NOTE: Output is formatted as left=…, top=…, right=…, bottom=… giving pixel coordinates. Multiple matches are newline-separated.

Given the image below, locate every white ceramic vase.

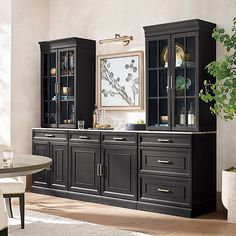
left=222, top=170, right=236, bottom=223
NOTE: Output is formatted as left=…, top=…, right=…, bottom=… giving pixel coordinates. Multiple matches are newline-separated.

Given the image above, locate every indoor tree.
left=199, top=17, right=236, bottom=121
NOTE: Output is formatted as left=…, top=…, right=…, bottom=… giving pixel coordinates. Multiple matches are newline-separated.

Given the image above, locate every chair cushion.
left=0, top=177, right=26, bottom=194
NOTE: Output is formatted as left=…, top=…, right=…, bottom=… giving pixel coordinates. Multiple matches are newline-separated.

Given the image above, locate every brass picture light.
left=99, top=34, right=133, bottom=46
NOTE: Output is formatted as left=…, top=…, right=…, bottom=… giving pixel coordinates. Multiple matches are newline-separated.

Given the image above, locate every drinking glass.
left=1, top=150, right=14, bottom=167
left=77, top=120, right=85, bottom=129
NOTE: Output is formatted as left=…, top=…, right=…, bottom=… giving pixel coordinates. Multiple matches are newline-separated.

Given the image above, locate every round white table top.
left=0, top=154, right=52, bottom=178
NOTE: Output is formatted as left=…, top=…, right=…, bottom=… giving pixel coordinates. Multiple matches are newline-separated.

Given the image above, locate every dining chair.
left=0, top=144, right=26, bottom=229
left=0, top=191, right=8, bottom=236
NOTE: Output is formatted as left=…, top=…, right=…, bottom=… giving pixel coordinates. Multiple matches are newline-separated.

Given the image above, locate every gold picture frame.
left=96, top=51, right=144, bottom=110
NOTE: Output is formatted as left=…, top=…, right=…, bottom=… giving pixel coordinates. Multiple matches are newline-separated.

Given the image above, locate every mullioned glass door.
left=42, top=51, right=57, bottom=127
left=147, top=35, right=171, bottom=130
left=171, top=32, right=198, bottom=130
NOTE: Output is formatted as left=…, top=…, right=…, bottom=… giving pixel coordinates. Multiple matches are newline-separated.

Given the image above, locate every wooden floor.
left=13, top=192, right=236, bottom=236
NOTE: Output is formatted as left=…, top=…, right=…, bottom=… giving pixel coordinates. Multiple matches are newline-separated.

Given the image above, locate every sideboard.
left=31, top=128, right=216, bottom=217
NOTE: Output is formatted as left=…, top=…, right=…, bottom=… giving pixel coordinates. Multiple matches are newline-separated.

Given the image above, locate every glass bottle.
left=92, top=105, right=99, bottom=128
left=179, top=106, right=186, bottom=126
left=70, top=104, right=75, bottom=123
left=187, top=102, right=195, bottom=126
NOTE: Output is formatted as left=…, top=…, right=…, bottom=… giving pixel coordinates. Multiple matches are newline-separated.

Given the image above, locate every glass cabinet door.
left=42, top=51, right=57, bottom=127
left=58, top=48, right=76, bottom=127
left=172, top=33, right=197, bottom=129
left=147, top=36, right=171, bottom=129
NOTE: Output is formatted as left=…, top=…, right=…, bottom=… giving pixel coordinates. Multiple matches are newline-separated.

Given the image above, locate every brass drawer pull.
left=112, top=137, right=126, bottom=141
left=157, top=138, right=171, bottom=143
left=158, top=188, right=170, bottom=193
left=157, top=160, right=171, bottom=164
left=45, top=134, right=55, bottom=138
left=78, top=136, right=90, bottom=139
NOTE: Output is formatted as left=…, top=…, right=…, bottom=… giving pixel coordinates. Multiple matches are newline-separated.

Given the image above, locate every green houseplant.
left=199, top=17, right=236, bottom=121
left=199, top=17, right=236, bottom=223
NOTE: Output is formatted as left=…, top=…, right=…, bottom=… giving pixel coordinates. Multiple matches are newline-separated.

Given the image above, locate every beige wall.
left=7, top=0, right=236, bottom=190
left=11, top=0, right=49, bottom=153
left=0, top=0, right=11, bottom=145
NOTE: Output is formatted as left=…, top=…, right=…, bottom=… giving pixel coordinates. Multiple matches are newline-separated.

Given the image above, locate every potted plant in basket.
left=199, top=17, right=236, bottom=223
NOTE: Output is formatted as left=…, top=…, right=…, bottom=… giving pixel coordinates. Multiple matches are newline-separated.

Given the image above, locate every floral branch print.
left=100, top=58, right=139, bottom=106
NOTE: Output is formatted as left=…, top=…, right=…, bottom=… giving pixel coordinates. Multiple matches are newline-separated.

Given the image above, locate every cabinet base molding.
left=68, top=191, right=137, bottom=209
left=31, top=187, right=216, bottom=218
left=137, top=200, right=216, bottom=218
left=31, top=187, right=137, bottom=210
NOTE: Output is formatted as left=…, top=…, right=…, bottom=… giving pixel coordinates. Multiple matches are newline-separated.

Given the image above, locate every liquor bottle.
left=92, top=105, right=99, bottom=128
left=187, top=102, right=195, bottom=126
left=70, top=105, right=75, bottom=123
left=179, top=106, right=186, bottom=126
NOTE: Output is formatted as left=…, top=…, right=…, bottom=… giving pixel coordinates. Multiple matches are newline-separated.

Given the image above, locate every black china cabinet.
left=144, top=19, right=216, bottom=131
left=40, top=37, right=95, bottom=128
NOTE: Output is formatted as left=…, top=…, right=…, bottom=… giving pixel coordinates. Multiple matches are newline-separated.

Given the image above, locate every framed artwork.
left=96, top=51, right=144, bottom=110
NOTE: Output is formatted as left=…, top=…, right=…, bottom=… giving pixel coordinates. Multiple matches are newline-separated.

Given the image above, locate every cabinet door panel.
left=32, top=141, right=50, bottom=187
left=146, top=35, right=172, bottom=130
left=69, top=143, right=100, bottom=194
left=41, top=50, right=57, bottom=128
left=58, top=48, right=76, bottom=128
left=101, top=145, right=137, bottom=200
left=50, top=142, right=68, bottom=190
left=171, top=32, right=198, bottom=130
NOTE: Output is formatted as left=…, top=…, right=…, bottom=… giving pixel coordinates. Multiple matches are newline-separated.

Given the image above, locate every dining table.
left=0, top=154, right=52, bottom=235
left=0, top=154, right=52, bottom=178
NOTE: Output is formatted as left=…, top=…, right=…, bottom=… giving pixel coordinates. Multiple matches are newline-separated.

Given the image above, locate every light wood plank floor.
left=13, top=192, right=236, bottom=235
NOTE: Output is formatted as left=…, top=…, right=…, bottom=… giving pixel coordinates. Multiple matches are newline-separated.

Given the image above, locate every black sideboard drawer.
left=139, top=175, right=191, bottom=207
left=102, top=132, right=137, bottom=146
left=139, top=134, right=191, bottom=147
left=33, top=130, right=68, bottom=141
left=69, top=131, right=100, bottom=144
left=139, top=147, right=191, bottom=177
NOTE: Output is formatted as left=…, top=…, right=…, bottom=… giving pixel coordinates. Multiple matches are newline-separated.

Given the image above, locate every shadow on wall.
left=0, top=24, right=11, bottom=144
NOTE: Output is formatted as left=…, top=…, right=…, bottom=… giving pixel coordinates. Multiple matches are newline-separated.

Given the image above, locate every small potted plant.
left=199, top=17, right=236, bottom=223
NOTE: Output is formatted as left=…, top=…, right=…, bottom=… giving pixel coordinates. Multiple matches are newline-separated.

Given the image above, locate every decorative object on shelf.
left=175, top=76, right=191, bottom=90
left=92, top=105, right=99, bottom=128
left=99, top=34, right=133, bottom=46
left=179, top=105, right=186, bottom=126
left=160, top=115, right=168, bottom=124
left=61, top=87, right=73, bottom=96
left=61, top=55, right=68, bottom=75
left=93, top=109, right=113, bottom=129
left=77, top=120, right=85, bottom=129
left=70, top=105, right=75, bottom=123
left=180, top=53, right=194, bottom=66
left=187, top=102, right=195, bottom=126
left=97, top=51, right=144, bottom=110
left=68, top=51, right=74, bottom=75
left=175, top=76, right=191, bottom=96
left=64, top=119, right=73, bottom=124
left=50, top=68, right=56, bottom=76
left=161, top=43, right=185, bottom=67
left=125, top=123, right=146, bottom=130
